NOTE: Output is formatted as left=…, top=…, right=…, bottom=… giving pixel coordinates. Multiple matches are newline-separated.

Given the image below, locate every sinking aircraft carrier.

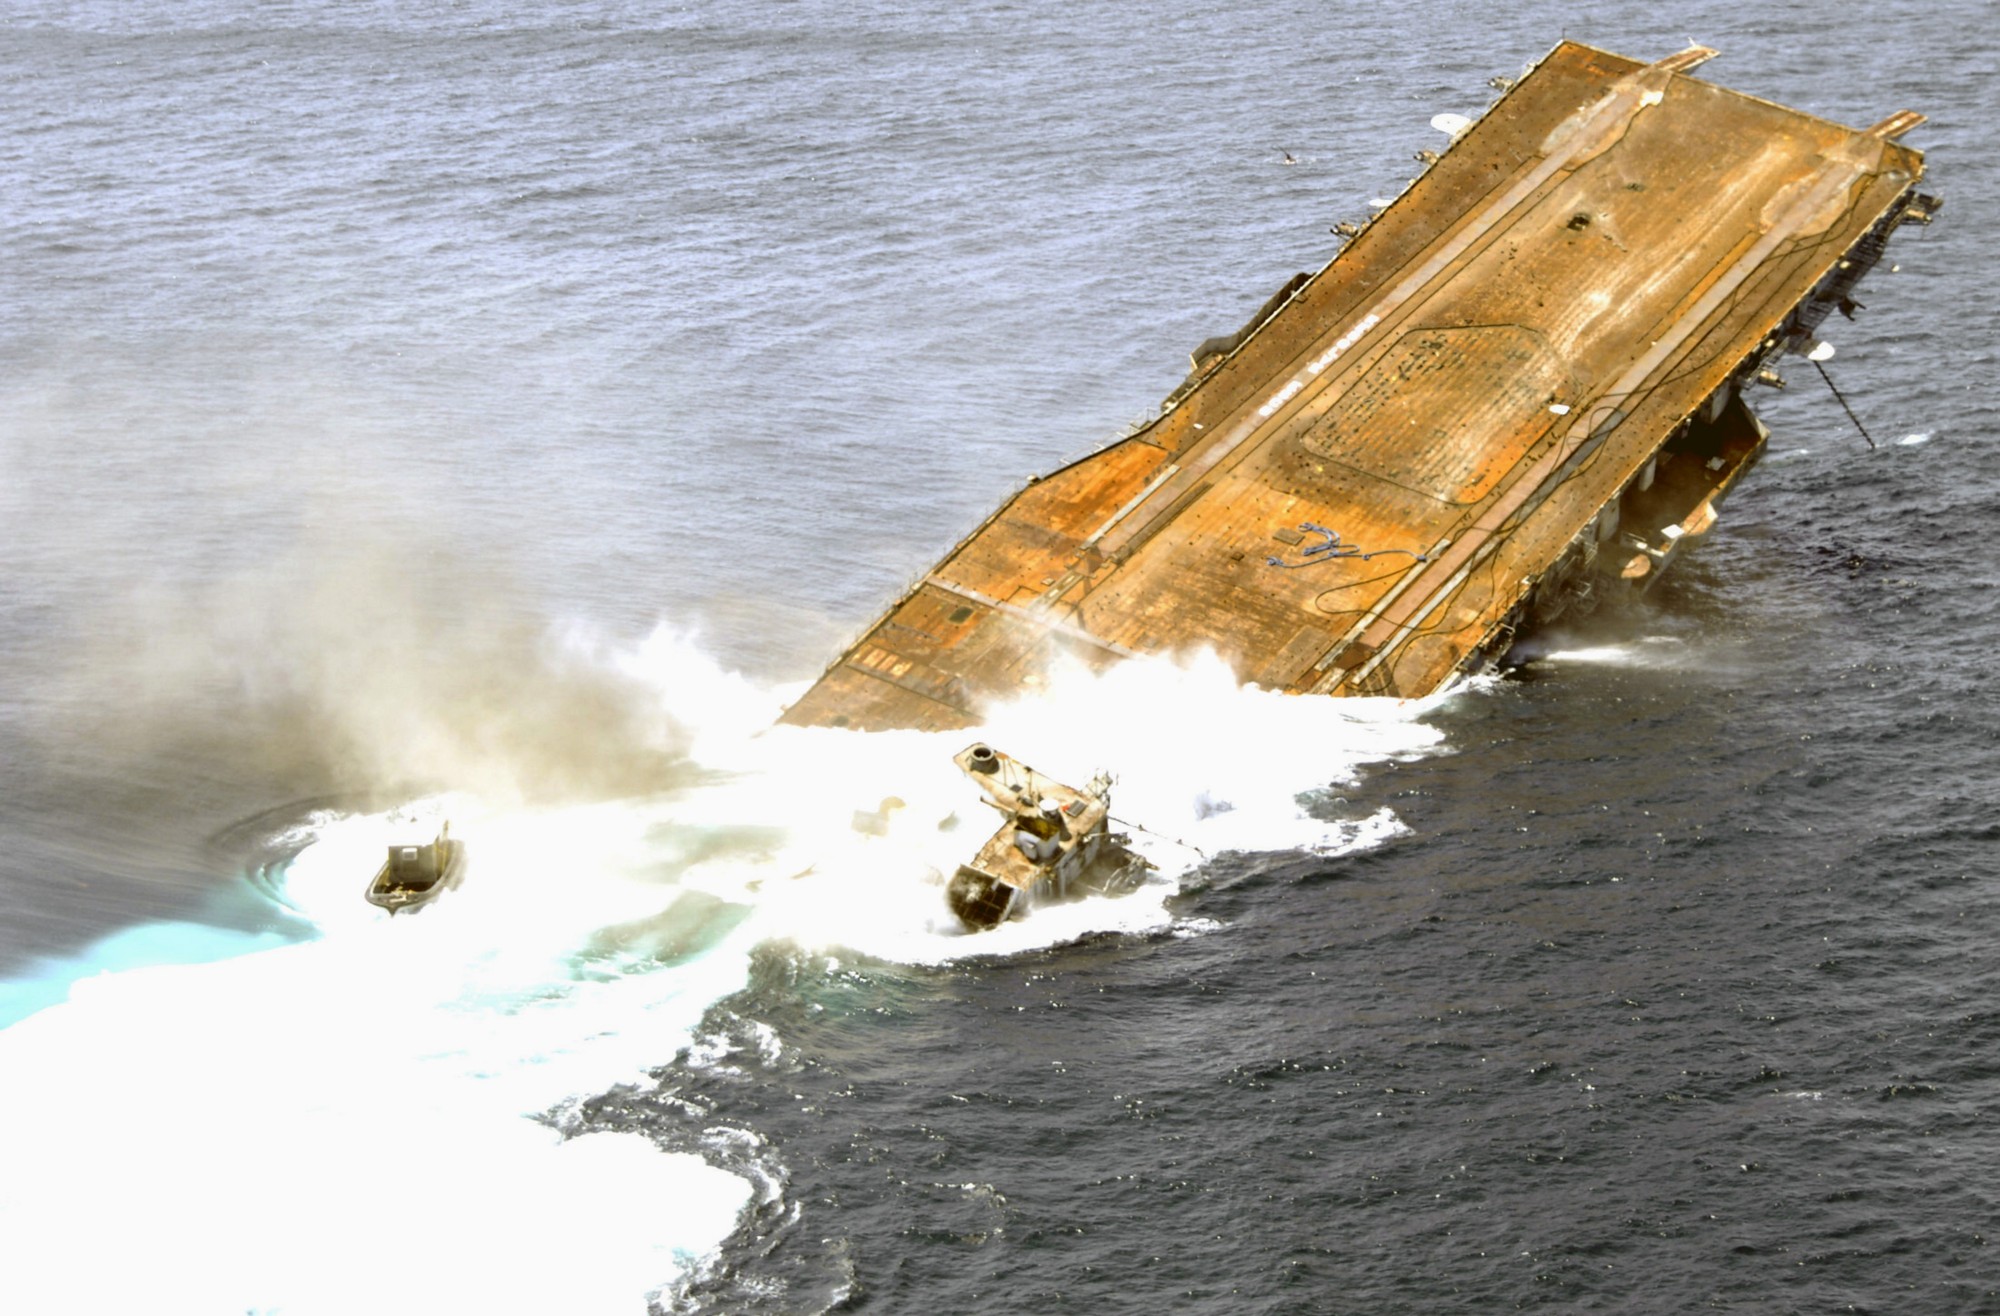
left=781, top=41, right=1936, bottom=734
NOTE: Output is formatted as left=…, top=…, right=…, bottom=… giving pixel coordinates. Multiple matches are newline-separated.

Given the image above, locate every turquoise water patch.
left=0, top=920, right=297, bottom=1030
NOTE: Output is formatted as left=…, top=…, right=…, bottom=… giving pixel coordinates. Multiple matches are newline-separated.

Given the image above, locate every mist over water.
left=0, top=638, right=1442, bottom=1315
left=3, top=1, right=1996, bottom=1312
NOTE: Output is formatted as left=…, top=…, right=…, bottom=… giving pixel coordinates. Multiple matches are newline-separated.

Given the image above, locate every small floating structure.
left=364, top=822, right=466, bottom=916
left=945, top=744, right=1151, bottom=930
left=779, top=41, right=1936, bottom=734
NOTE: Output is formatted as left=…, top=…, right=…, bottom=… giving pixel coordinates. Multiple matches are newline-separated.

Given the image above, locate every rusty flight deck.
left=779, top=41, right=1936, bottom=734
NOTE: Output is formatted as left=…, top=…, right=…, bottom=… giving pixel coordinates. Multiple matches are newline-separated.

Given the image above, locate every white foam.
left=673, top=649, right=1442, bottom=964
left=1898, top=432, right=1931, bottom=446
left=0, top=919, right=760, bottom=1315
left=1535, top=636, right=1688, bottom=668
left=0, top=630, right=1451, bottom=1313
left=0, top=782, right=767, bottom=1315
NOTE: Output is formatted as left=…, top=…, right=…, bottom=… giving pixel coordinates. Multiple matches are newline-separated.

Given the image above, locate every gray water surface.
left=3, top=2, right=1996, bottom=1311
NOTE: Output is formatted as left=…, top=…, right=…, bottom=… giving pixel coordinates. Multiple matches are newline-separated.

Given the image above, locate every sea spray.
left=698, top=647, right=1445, bottom=964
left=0, top=768, right=769, bottom=1315
left=0, top=630, right=1449, bottom=1314
left=0, top=907, right=762, bottom=1314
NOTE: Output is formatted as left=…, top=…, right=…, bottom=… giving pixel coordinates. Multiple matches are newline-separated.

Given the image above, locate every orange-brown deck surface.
left=781, top=41, right=1926, bottom=732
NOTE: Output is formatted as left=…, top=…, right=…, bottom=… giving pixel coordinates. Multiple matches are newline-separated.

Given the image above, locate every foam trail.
left=0, top=786, right=766, bottom=1316
left=1532, top=636, right=1689, bottom=669
left=0, top=629, right=1452, bottom=1313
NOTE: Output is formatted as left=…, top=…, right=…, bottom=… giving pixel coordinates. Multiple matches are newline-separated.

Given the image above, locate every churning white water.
left=0, top=631, right=1445, bottom=1314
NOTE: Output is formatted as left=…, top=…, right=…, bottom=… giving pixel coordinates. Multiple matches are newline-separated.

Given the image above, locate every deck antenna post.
left=1810, top=357, right=1877, bottom=450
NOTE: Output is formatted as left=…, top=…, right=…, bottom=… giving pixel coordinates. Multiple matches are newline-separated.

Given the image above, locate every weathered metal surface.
left=364, top=823, right=466, bottom=916
left=780, top=41, right=1931, bottom=732
left=944, top=743, right=1149, bottom=930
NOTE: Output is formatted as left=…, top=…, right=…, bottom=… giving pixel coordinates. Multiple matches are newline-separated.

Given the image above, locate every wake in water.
left=1522, top=635, right=1693, bottom=669
left=0, top=628, right=1447, bottom=1315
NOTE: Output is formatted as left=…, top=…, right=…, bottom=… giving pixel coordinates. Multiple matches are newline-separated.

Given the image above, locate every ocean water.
left=2, top=2, right=1995, bottom=1312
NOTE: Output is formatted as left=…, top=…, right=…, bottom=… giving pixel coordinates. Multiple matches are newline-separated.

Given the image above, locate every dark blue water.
left=3, top=3, right=1995, bottom=1312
